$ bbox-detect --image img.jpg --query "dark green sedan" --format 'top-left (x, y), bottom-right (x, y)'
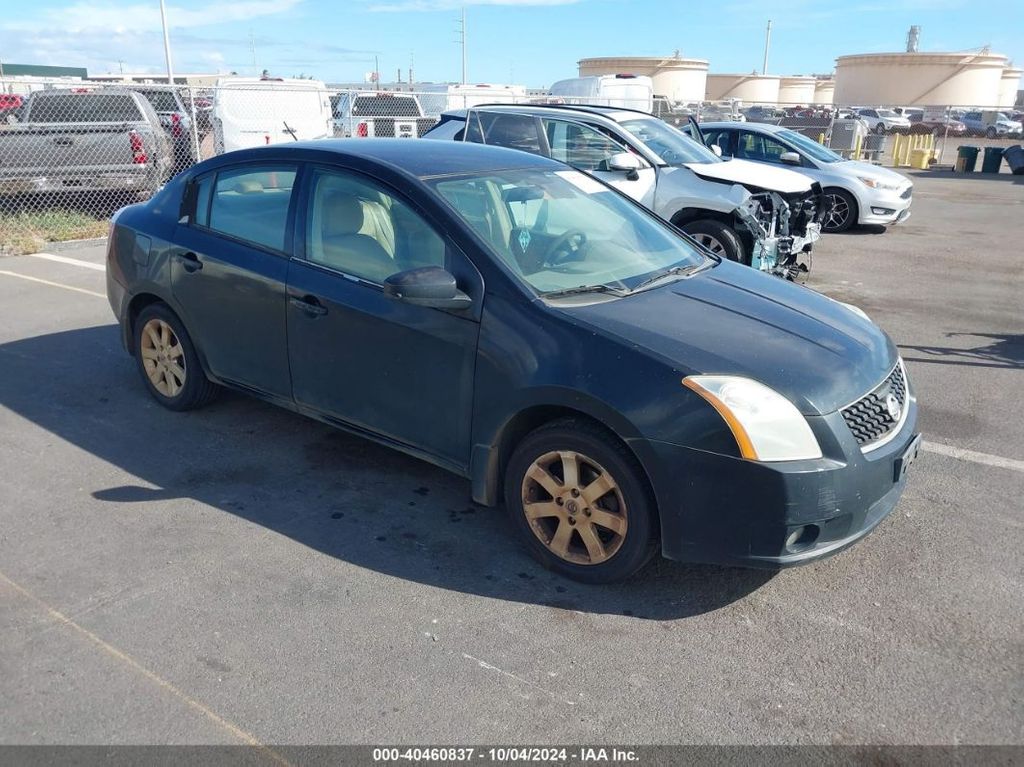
top-left (106, 139), bottom-right (919, 583)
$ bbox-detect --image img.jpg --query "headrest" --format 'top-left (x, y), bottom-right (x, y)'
top-left (232, 180), bottom-right (263, 194)
top-left (323, 193), bottom-right (365, 237)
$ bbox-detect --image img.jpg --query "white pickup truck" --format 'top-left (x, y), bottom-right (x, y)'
top-left (0, 89), bottom-right (172, 198)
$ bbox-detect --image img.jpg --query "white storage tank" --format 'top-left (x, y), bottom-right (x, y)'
top-left (834, 52), bottom-right (1008, 106)
top-left (998, 67), bottom-right (1022, 108)
top-left (777, 76), bottom-right (817, 106)
top-left (813, 78), bottom-right (835, 105)
top-left (577, 55), bottom-right (709, 103)
top-left (705, 73), bottom-right (780, 103)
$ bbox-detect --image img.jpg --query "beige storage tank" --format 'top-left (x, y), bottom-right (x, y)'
top-left (813, 78), bottom-right (835, 105)
top-left (777, 76), bottom-right (817, 106)
top-left (834, 52), bottom-right (1008, 106)
top-left (705, 73), bottom-right (780, 103)
top-left (577, 55), bottom-right (709, 103)
top-left (998, 67), bottom-right (1022, 108)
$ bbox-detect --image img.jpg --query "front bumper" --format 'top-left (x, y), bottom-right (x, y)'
top-left (858, 185), bottom-right (913, 226)
top-left (636, 397), bottom-right (919, 568)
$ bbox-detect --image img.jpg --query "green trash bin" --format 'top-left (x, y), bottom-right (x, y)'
top-left (956, 145), bottom-right (980, 173)
top-left (982, 146), bottom-right (1004, 173)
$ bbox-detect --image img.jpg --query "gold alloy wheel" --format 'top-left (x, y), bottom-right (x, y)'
top-left (521, 450), bottom-right (628, 565)
top-left (140, 318), bottom-right (186, 398)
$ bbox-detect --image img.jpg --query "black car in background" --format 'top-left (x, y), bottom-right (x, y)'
top-left (106, 139), bottom-right (920, 582)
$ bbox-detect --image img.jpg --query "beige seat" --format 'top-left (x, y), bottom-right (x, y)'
top-left (319, 192), bottom-right (397, 282)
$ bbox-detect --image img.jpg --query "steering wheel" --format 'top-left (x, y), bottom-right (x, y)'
top-left (545, 229), bottom-right (588, 267)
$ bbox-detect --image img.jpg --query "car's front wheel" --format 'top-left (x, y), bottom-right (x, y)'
top-left (874, 123), bottom-right (886, 135)
top-left (134, 303), bottom-right (219, 411)
top-left (679, 220), bottom-right (747, 264)
top-left (504, 418), bottom-right (656, 583)
top-left (822, 188), bottom-right (858, 233)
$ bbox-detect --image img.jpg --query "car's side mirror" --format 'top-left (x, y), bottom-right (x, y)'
top-left (711, 144), bottom-right (723, 157)
top-left (384, 266), bottom-right (472, 311)
top-left (779, 151), bottom-right (801, 166)
top-left (606, 151), bottom-right (643, 180)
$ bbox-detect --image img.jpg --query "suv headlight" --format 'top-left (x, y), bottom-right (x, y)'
top-left (683, 376), bottom-right (823, 461)
top-left (857, 176), bottom-right (901, 191)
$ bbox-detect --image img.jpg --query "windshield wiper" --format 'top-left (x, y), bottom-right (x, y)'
top-left (542, 284), bottom-right (627, 299)
top-left (629, 263), bottom-right (704, 293)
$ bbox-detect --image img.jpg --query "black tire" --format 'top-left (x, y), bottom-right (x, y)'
top-left (680, 219), bottom-right (747, 264)
top-left (504, 418), bottom-right (657, 584)
top-left (822, 187), bottom-right (858, 234)
top-left (133, 303), bottom-right (218, 411)
top-left (874, 123), bottom-right (886, 135)
top-left (986, 127), bottom-right (997, 139)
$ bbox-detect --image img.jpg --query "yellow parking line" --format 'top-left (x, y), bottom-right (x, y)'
top-left (0, 270), bottom-right (105, 299)
top-left (0, 569), bottom-right (293, 766)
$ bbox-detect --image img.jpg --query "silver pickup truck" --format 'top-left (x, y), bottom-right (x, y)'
top-left (0, 89), bottom-right (172, 198)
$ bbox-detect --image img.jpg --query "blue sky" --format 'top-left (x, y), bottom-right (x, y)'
top-left (1, 0), bottom-right (1022, 87)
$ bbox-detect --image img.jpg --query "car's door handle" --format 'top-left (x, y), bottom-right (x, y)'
top-left (174, 251), bottom-right (203, 273)
top-left (290, 295), bottom-right (328, 317)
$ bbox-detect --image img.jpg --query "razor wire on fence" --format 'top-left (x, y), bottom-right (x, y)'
top-left (1, 77), bottom-right (1021, 253)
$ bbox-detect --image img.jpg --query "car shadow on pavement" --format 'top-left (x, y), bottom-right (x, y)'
top-left (900, 332), bottom-right (1024, 370)
top-left (0, 325), bottom-right (774, 621)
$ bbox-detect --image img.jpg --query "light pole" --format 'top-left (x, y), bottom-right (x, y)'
top-left (159, 0), bottom-right (175, 85)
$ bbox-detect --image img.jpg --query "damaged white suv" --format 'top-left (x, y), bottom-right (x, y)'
top-left (423, 104), bottom-right (826, 279)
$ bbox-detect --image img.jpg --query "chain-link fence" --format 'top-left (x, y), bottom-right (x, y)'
top-left (2, 77), bottom-right (1022, 253)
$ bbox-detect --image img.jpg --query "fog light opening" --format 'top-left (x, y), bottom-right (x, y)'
top-left (871, 207), bottom-right (895, 216)
top-left (785, 524), bottom-right (820, 552)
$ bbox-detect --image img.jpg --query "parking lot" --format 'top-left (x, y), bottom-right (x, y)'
top-left (0, 169), bottom-right (1021, 746)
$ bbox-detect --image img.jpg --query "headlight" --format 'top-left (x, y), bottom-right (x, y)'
top-left (857, 176), bottom-right (900, 191)
top-left (682, 376), bottom-right (823, 462)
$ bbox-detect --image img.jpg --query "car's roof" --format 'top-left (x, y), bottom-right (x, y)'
top-left (236, 137), bottom-right (562, 178)
top-left (439, 103), bottom-right (658, 123)
top-left (700, 121), bottom-right (788, 134)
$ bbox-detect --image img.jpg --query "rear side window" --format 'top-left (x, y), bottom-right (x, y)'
top-left (466, 112), bottom-right (542, 155)
top-left (200, 166), bottom-right (297, 252)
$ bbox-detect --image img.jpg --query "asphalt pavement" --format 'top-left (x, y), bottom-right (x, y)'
top-left (0, 169), bottom-right (1021, 747)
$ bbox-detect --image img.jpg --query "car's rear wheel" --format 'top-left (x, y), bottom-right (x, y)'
top-left (134, 304), bottom-right (218, 411)
top-left (986, 127), bottom-right (997, 139)
top-left (822, 188), bottom-right (858, 233)
top-left (680, 220), bottom-right (747, 264)
top-left (504, 418), bottom-right (656, 583)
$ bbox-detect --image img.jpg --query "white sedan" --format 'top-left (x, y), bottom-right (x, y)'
top-left (698, 121), bottom-right (913, 233)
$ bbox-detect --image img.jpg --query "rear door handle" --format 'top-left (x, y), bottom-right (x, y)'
top-left (174, 251), bottom-right (203, 273)
top-left (290, 295), bottom-right (328, 317)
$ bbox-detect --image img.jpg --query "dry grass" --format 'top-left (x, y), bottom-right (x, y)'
top-left (0, 210), bottom-right (109, 256)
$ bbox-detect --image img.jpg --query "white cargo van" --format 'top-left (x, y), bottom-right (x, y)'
top-left (417, 83), bottom-right (526, 116)
top-left (212, 77), bottom-right (332, 154)
top-left (547, 74), bottom-right (654, 112)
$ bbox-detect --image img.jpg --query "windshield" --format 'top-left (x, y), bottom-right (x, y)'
top-left (430, 168), bottom-right (707, 295)
top-left (777, 129), bottom-right (844, 164)
top-left (619, 118), bottom-right (721, 165)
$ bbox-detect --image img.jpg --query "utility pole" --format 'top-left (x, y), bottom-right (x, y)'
top-left (159, 0), bottom-right (175, 85)
top-left (460, 7), bottom-right (467, 85)
top-left (762, 19), bottom-right (772, 75)
top-left (249, 29), bottom-right (257, 74)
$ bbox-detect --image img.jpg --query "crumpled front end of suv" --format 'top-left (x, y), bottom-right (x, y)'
top-left (735, 182), bottom-right (827, 280)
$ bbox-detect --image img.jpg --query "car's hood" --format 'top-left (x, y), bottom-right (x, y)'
top-left (682, 158), bottom-right (812, 194)
top-left (570, 261), bottom-right (897, 415)
top-left (837, 160), bottom-right (910, 187)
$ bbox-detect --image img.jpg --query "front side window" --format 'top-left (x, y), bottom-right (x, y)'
top-left (203, 165), bottom-right (297, 252)
top-left (543, 119), bottom-right (628, 171)
top-left (777, 129), bottom-right (842, 164)
top-left (736, 132), bottom-right (790, 164)
top-left (431, 168), bottom-right (706, 295)
top-left (306, 168), bottom-right (446, 284)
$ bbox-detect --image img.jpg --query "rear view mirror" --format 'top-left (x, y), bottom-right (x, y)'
top-left (711, 144), bottom-right (723, 157)
top-left (384, 267), bottom-right (472, 311)
top-left (780, 151), bottom-right (801, 166)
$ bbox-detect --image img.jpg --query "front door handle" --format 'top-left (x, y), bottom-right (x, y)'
top-left (290, 295), bottom-right (328, 317)
top-left (174, 251), bottom-right (203, 273)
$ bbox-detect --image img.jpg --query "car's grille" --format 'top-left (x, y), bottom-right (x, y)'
top-left (841, 361), bottom-right (908, 449)
top-left (900, 186), bottom-right (913, 200)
